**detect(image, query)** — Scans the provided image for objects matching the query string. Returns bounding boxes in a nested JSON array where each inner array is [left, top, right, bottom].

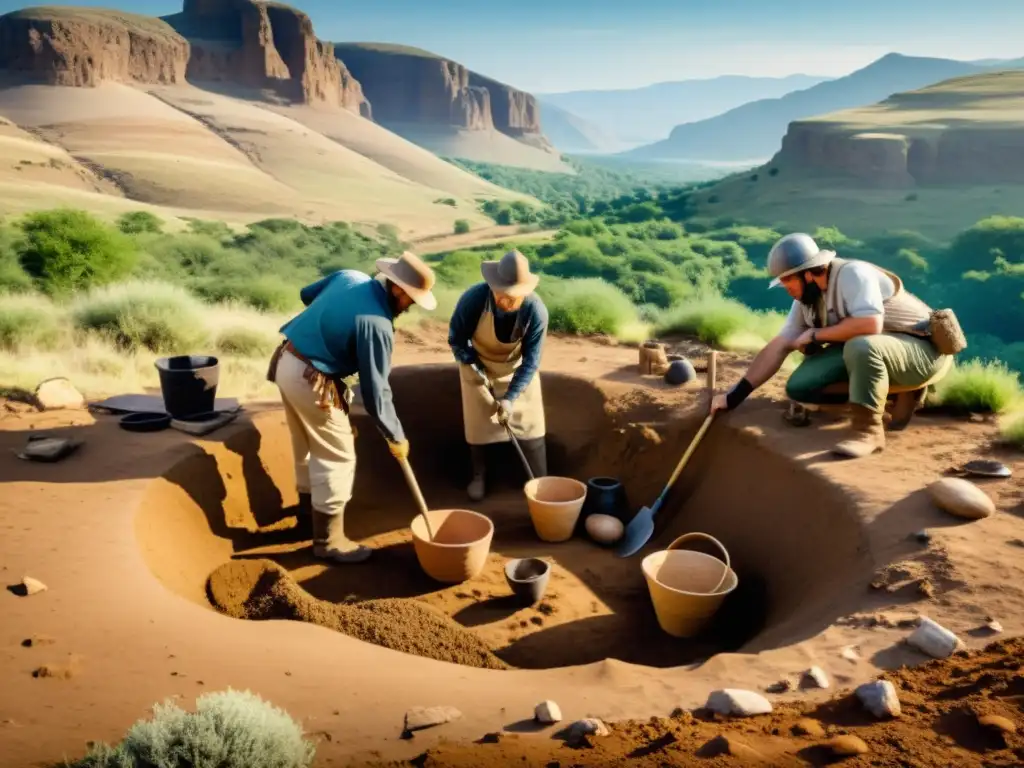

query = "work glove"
[[387, 439, 410, 461]]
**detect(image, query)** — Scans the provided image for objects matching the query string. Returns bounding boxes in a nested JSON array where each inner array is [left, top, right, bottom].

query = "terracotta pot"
[[504, 557, 551, 605], [410, 509, 494, 584], [524, 476, 587, 542]]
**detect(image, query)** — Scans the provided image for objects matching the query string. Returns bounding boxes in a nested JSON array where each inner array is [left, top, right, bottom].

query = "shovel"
[[397, 456, 435, 540], [472, 363, 535, 481], [616, 351, 718, 558]]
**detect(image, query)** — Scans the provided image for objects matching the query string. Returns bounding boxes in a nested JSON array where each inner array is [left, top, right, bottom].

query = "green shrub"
[[453, 219, 471, 234], [194, 276, 301, 313], [539, 277, 643, 337], [0, 294, 66, 350], [72, 281, 209, 354], [117, 210, 164, 235], [16, 209, 137, 295], [65, 688, 316, 768], [931, 358, 1023, 413], [655, 294, 784, 350], [999, 409, 1024, 447]]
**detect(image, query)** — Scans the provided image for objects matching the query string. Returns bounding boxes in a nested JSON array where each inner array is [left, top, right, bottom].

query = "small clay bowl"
[[504, 557, 552, 606], [119, 412, 171, 433]]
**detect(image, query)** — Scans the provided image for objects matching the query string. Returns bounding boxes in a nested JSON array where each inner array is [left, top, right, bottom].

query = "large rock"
[[168, 0, 370, 113], [927, 478, 996, 520], [855, 680, 901, 718], [0, 8, 190, 86], [706, 689, 773, 717], [907, 616, 963, 659]]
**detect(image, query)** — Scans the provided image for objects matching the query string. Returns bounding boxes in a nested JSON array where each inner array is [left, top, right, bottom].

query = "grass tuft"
[[931, 358, 1023, 413]]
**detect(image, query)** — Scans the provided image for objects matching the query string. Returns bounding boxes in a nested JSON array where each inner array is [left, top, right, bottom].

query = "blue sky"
[[2, 0, 1023, 91]]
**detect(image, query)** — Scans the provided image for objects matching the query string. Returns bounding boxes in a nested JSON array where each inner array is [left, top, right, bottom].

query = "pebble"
[[403, 706, 462, 733], [927, 478, 995, 520], [706, 689, 773, 717], [826, 735, 869, 756], [907, 617, 963, 659], [802, 666, 830, 690], [792, 718, 826, 738], [702, 734, 763, 761], [978, 714, 1016, 735], [914, 530, 932, 544], [985, 620, 1004, 634], [566, 718, 609, 746], [856, 680, 901, 718], [534, 700, 562, 724], [840, 645, 861, 662], [766, 679, 794, 694], [17, 577, 47, 597]]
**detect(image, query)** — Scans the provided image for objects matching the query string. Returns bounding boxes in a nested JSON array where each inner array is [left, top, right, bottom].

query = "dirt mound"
[[207, 558, 508, 670], [388, 638, 1024, 767]]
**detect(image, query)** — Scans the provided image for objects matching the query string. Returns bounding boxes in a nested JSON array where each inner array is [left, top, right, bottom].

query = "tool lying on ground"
[[617, 351, 718, 558], [397, 456, 435, 541], [472, 362, 536, 480]]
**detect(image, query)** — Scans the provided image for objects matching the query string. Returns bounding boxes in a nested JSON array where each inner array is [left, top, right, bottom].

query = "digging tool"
[[397, 456, 435, 541], [616, 351, 719, 558], [472, 363, 533, 479]]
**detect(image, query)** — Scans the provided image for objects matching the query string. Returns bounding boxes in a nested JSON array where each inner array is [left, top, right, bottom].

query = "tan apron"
[[459, 300, 545, 445]]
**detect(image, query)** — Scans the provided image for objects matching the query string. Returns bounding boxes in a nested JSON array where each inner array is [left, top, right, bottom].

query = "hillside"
[[331, 42, 570, 173], [627, 53, 1023, 162], [0, 3, 535, 237], [534, 100, 621, 153], [539, 74, 830, 146]]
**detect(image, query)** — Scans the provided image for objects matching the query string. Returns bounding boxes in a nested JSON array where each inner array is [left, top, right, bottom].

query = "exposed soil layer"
[[378, 638, 1024, 767], [138, 364, 872, 671]]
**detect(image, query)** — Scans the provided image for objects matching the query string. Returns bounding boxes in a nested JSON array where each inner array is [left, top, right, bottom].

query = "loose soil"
[[380, 638, 1024, 767], [2, 328, 1023, 768]]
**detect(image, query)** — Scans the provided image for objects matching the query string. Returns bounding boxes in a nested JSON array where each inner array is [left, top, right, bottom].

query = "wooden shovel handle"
[[398, 457, 435, 540]]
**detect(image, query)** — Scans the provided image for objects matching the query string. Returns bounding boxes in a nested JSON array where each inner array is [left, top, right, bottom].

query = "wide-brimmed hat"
[[481, 249, 539, 297], [376, 251, 437, 311]]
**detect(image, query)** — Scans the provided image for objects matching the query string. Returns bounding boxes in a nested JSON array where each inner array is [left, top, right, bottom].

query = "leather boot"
[[888, 388, 927, 431], [517, 437, 548, 478], [297, 492, 312, 516], [293, 492, 313, 536], [311, 508, 371, 563], [832, 405, 886, 459], [467, 444, 486, 502]]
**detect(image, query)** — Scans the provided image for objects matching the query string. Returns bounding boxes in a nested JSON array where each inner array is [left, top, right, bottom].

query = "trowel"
[[617, 351, 718, 558]]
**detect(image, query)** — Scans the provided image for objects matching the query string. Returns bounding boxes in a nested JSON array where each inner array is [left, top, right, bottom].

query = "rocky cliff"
[[772, 71, 1024, 186], [333, 44, 545, 141], [0, 3, 369, 115], [0, 8, 189, 86]]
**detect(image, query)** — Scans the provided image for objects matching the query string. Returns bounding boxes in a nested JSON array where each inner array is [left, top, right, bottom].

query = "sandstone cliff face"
[[171, 0, 370, 115], [776, 120, 1024, 186], [0, 3, 370, 116], [0, 10, 189, 86], [334, 44, 547, 143]]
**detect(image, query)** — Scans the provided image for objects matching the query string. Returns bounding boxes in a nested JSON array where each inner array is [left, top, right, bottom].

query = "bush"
[[117, 210, 164, 235], [71, 280, 209, 354], [65, 688, 316, 768], [999, 409, 1024, 447], [655, 294, 784, 350], [453, 219, 471, 234], [206, 304, 284, 358], [0, 294, 66, 350], [17, 209, 137, 295], [931, 358, 1023, 413], [539, 277, 644, 338]]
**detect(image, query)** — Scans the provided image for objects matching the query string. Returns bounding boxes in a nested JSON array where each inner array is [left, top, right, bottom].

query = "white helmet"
[[767, 233, 835, 288]]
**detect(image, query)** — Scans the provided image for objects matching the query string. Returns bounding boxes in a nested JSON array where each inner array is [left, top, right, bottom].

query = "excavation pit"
[[136, 364, 873, 672]]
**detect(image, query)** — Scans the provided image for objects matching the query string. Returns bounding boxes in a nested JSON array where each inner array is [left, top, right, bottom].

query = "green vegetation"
[[64, 689, 316, 768], [1000, 409, 1024, 447], [930, 359, 1023, 414]]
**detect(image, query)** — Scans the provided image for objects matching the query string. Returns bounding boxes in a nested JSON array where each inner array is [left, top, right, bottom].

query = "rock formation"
[[0, 2, 370, 116], [333, 44, 547, 144], [772, 71, 1024, 186], [0, 9, 190, 86]]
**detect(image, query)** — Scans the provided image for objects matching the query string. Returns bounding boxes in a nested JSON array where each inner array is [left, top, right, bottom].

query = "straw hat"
[[375, 251, 437, 311], [481, 249, 539, 297]]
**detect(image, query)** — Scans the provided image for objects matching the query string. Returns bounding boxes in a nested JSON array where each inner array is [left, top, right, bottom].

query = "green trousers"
[[785, 334, 946, 413]]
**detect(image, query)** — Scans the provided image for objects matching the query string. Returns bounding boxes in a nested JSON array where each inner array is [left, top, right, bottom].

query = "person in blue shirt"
[[448, 249, 549, 501], [268, 251, 437, 563]]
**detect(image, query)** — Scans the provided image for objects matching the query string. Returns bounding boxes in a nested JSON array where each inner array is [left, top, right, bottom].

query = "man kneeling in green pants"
[[711, 232, 954, 459]]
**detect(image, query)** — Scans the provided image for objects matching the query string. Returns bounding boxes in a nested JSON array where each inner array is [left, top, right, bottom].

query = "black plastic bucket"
[[154, 355, 220, 419]]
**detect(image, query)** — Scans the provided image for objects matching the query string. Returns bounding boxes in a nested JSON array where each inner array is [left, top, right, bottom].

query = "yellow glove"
[[388, 439, 410, 461]]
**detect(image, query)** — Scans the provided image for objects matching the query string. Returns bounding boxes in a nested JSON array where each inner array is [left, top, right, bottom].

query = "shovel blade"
[[616, 506, 655, 558]]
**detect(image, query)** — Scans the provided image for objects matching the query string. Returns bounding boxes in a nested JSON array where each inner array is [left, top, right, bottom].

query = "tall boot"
[[832, 405, 886, 459], [311, 508, 371, 563], [517, 437, 548, 479], [467, 444, 487, 502], [293, 491, 313, 537]]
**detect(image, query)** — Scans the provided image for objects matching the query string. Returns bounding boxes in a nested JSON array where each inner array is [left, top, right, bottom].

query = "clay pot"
[[410, 509, 494, 584], [665, 358, 697, 386], [504, 557, 551, 605], [638, 341, 668, 375], [524, 476, 587, 542], [580, 476, 629, 525]]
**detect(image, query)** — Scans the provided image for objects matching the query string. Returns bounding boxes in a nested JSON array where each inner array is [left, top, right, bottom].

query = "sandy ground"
[[0, 79, 527, 237], [1, 328, 1022, 767]]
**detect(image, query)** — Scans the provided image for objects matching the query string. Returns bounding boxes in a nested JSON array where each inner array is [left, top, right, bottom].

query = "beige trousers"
[[275, 349, 356, 516]]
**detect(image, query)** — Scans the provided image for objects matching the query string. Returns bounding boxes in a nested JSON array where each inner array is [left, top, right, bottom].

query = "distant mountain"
[[536, 101, 623, 153], [626, 53, 1024, 162], [538, 74, 830, 146]]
